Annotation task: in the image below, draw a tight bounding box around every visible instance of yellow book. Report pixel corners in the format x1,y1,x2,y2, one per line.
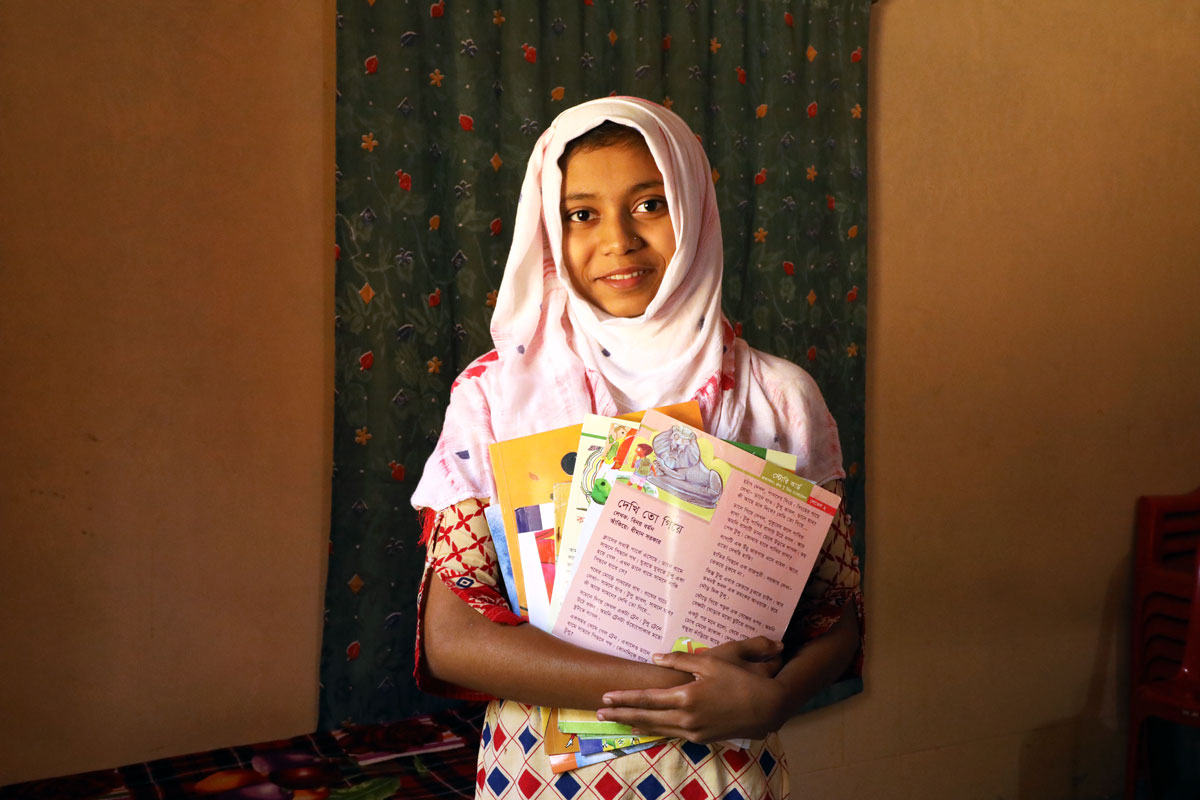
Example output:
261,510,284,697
489,425,582,618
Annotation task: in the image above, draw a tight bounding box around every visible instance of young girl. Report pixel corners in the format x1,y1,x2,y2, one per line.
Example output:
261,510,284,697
413,97,862,799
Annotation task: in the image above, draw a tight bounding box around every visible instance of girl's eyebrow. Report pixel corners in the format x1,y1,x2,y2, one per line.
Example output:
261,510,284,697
628,180,665,194
562,190,597,203
562,180,665,203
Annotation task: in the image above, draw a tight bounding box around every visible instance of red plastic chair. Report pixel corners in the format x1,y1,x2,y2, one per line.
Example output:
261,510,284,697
1126,486,1200,798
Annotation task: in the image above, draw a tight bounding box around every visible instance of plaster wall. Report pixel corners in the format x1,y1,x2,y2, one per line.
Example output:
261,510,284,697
0,1,334,782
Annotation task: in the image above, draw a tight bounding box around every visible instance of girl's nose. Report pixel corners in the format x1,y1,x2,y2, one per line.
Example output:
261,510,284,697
599,214,641,256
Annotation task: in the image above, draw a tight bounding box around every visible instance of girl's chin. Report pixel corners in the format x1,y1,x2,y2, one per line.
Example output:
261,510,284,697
594,293,655,317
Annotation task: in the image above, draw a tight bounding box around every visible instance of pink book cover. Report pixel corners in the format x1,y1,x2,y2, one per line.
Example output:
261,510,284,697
550,409,840,660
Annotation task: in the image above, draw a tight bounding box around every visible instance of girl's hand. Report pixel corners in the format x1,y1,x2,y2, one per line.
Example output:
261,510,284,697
704,636,785,677
596,637,788,744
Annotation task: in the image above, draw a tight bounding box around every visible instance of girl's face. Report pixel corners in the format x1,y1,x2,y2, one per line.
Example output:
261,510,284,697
559,139,676,318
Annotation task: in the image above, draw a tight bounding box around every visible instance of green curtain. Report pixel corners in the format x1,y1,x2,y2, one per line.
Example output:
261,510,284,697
322,0,870,728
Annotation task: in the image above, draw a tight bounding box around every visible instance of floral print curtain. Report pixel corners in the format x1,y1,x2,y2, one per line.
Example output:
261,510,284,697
322,0,871,727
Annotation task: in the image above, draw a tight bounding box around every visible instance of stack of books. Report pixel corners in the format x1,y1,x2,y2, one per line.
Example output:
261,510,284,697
486,403,841,772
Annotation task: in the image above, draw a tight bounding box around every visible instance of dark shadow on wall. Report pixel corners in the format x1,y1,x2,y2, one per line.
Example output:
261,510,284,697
1017,556,1126,800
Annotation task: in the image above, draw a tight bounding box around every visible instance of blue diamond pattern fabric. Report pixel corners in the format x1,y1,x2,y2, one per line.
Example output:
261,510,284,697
487,765,511,795
553,771,582,800
681,740,713,765
517,724,539,754
636,773,667,800
481,721,492,748
758,748,777,777
723,789,747,800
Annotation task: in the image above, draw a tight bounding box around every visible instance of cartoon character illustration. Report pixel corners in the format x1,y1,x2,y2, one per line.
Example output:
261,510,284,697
631,442,656,477
608,425,639,467
582,423,641,506
579,444,605,502
645,425,724,508
590,477,612,505
672,636,712,655
603,425,631,461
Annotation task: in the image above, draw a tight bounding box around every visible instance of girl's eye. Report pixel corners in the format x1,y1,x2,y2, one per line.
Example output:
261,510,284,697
567,209,593,223
636,198,667,214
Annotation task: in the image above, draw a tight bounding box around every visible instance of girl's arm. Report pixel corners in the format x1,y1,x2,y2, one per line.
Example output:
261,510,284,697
418,499,782,710
423,576,784,709
424,573,682,708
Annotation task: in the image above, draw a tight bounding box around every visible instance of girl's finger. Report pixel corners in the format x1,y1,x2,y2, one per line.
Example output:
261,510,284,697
600,687,685,709
739,636,785,660
744,655,784,678
650,650,709,674
596,706,666,726
707,636,783,663
595,709,695,741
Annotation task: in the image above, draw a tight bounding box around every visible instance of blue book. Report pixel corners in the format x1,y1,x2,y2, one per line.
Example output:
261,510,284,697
485,504,521,616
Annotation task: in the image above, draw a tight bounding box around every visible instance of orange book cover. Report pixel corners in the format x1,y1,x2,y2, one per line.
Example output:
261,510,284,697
541,708,581,756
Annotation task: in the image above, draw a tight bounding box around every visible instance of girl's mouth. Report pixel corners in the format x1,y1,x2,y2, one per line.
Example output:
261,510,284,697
598,268,652,287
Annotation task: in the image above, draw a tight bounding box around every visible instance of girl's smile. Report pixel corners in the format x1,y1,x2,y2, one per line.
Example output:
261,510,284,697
559,138,677,318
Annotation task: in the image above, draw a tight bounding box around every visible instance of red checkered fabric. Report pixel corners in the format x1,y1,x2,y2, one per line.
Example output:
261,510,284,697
415,499,525,701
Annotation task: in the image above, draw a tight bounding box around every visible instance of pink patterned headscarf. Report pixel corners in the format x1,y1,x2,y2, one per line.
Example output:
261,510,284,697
412,97,843,512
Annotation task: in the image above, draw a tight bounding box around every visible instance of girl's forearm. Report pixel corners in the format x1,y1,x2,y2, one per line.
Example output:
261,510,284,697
769,605,861,727
422,576,690,709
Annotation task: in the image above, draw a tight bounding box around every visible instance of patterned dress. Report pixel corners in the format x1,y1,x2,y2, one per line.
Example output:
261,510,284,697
415,488,863,800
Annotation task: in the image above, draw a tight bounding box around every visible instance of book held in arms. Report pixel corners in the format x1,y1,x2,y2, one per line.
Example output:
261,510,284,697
487,402,703,620
551,409,840,666
487,406,840,771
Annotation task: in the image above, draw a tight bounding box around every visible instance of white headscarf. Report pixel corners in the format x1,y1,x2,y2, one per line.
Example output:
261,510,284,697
412,97,843,512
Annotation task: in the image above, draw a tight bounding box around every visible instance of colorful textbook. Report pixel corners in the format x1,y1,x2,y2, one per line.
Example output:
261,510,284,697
552,414,802,625
487,402,702,619
551,409,840,668
487,406,839,770
549,414,645,624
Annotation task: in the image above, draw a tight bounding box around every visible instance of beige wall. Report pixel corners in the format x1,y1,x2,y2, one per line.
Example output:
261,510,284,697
1,1,1198,796
0,2,334,784
780,2,1200,798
